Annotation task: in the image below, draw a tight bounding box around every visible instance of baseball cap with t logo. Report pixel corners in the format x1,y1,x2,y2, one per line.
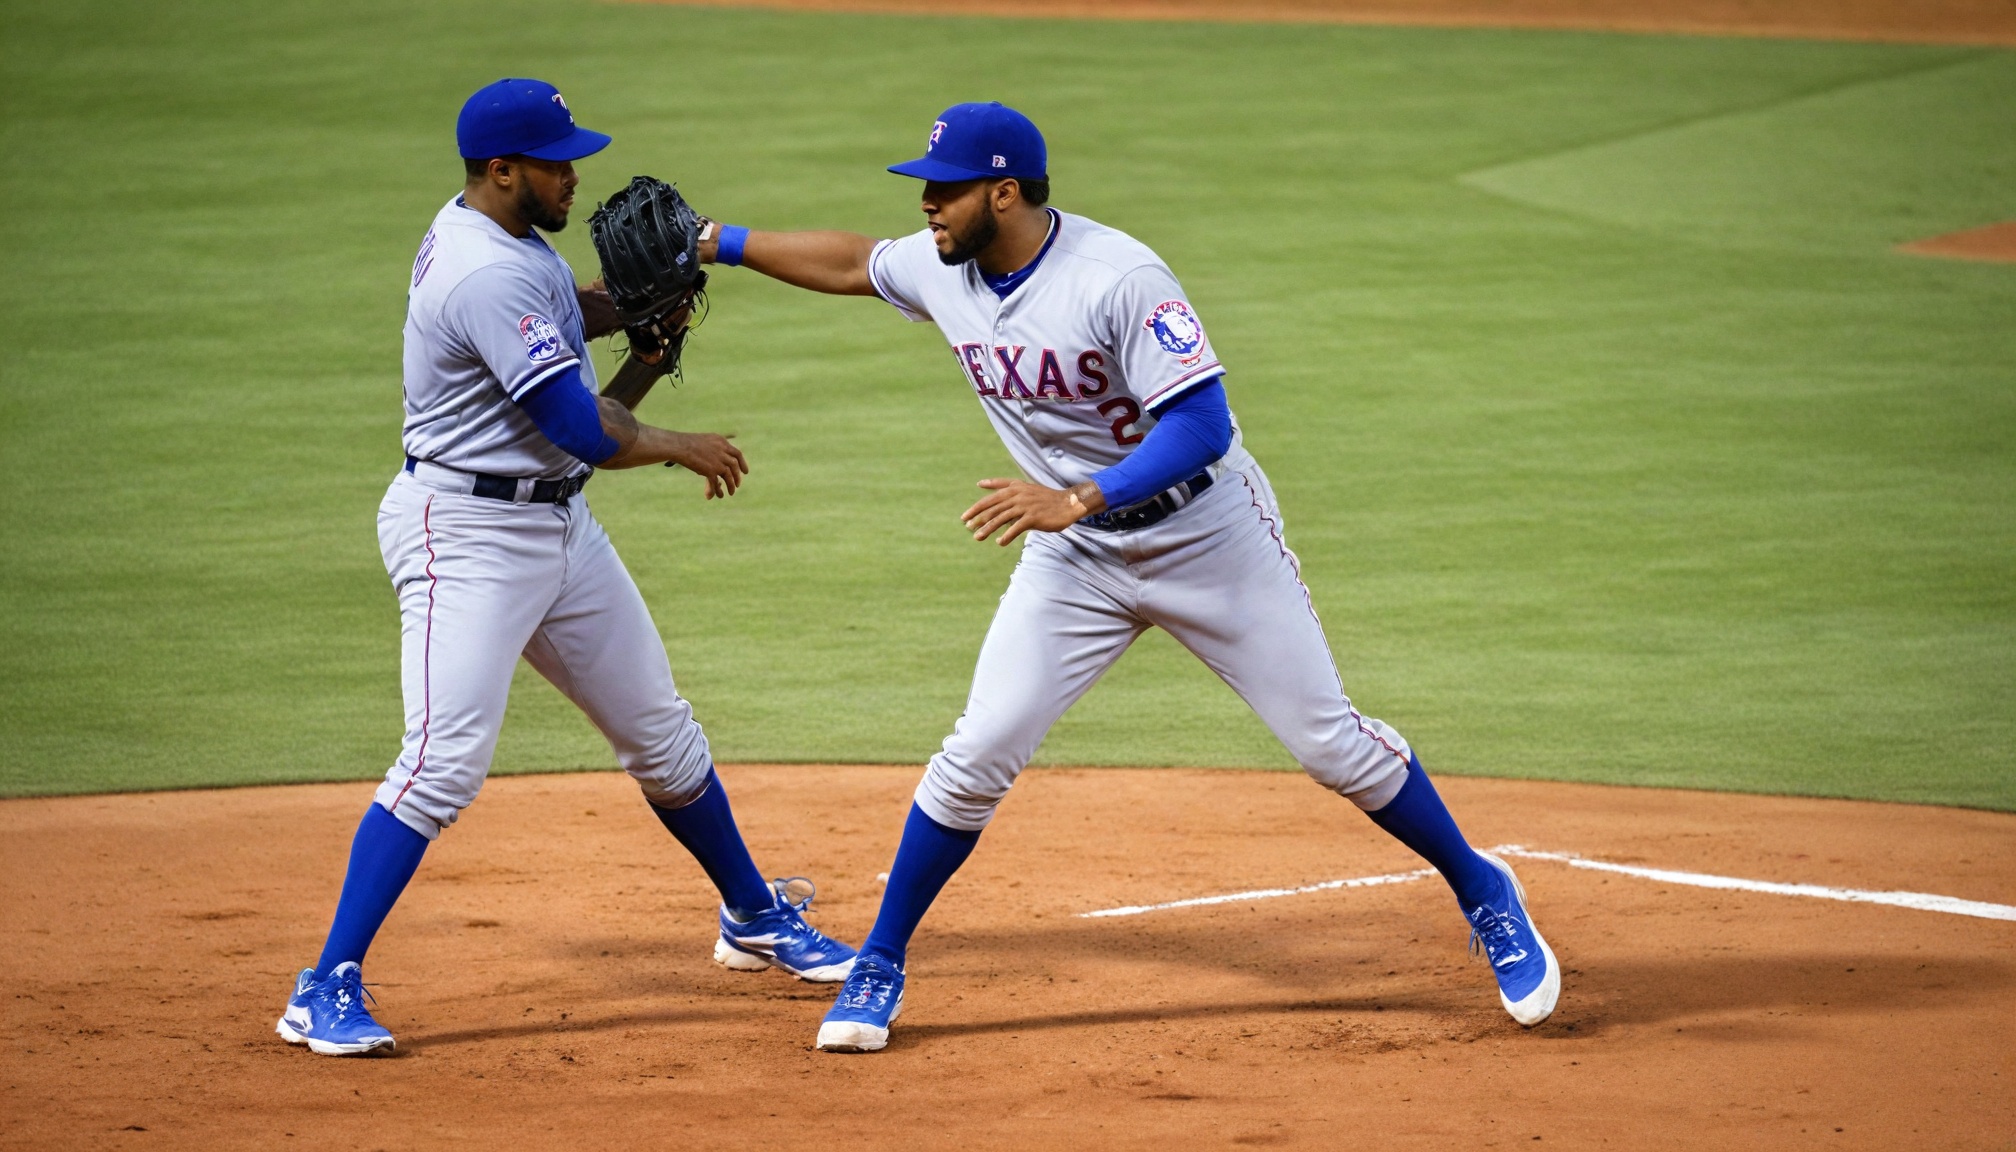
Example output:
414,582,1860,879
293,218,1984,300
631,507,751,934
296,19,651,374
887,102,1046,183
457,78,611,162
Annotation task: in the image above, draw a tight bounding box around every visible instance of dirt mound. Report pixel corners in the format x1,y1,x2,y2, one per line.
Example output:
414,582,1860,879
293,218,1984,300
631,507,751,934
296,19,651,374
4,766,2013,1149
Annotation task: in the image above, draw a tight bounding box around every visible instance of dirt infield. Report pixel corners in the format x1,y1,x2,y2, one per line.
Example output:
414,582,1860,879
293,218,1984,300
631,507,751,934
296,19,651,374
629,0,2016,47
4,766,2013,1150
1900,221,2016,263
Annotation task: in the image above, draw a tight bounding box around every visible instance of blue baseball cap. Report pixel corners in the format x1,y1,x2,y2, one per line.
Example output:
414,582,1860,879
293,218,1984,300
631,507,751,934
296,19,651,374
888,102,1046,183
457,78,611,162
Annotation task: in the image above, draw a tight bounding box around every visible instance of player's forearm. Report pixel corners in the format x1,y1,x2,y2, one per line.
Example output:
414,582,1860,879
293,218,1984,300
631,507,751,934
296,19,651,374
595,396,671,468
595,397,748,497
603,428,700,470
1068,481,1107,517
703,228,879,296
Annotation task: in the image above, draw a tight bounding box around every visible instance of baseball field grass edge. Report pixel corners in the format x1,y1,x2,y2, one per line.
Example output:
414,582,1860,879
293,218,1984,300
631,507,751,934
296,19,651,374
0,1,2009,808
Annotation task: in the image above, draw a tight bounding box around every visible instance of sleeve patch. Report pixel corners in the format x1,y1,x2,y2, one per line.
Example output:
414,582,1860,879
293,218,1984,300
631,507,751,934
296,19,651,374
1145,300,1207,364
520,313,565,363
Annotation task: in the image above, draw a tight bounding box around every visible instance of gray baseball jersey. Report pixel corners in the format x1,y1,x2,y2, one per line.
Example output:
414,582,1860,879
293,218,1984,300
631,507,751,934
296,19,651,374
402,196,599,480
867,209,1412,831
373,196,713,841
868,209,1258,494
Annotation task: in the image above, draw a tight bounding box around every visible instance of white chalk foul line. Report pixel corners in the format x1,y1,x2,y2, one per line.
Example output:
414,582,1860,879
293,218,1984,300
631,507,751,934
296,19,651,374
1489,845,2016,923
1078,868,1437,918
1077,845,2016,923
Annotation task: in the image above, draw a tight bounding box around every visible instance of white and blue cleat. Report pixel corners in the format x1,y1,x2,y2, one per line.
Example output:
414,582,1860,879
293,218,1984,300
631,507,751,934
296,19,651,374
275,961,396,1056
815,952,904,1052
1467,852,1561,1026
713,877,858,983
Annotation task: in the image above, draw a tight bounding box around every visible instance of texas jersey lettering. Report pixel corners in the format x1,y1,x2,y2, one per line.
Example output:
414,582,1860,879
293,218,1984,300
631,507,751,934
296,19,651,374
869,209,1256,491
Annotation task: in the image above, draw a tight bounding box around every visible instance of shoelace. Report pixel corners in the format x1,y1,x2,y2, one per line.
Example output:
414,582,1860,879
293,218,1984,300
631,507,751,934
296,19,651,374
326,971,380,1023
1467,906,1526,969
841,960,897,1009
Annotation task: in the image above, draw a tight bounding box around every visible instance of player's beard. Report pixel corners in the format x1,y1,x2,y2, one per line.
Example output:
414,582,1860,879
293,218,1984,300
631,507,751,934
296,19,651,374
939,202,998,266
516,181,570,234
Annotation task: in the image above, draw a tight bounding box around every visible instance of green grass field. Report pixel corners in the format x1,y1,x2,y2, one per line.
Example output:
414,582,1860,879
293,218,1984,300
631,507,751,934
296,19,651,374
2,0,2010,807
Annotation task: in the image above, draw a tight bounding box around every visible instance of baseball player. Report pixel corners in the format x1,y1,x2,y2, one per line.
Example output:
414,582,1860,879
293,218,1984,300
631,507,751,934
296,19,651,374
275,79,855,1057
697,102,1559,1052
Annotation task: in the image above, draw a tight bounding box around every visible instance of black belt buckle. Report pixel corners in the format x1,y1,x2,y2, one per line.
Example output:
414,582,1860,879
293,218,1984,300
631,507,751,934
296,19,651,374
544,471,589,505
527,474,586,504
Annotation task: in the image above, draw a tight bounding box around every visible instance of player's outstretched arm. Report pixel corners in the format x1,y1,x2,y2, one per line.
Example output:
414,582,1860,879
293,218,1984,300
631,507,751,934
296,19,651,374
595,395,749,498
699,227,879,296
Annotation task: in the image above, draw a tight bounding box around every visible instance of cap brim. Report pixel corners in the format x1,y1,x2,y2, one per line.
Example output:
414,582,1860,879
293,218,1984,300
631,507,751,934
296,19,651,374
887,156,995,182
522,126,612,162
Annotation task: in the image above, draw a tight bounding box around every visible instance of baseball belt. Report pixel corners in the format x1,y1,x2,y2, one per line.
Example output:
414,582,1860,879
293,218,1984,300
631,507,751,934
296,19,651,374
404,456,592,505
1075,469,1214,533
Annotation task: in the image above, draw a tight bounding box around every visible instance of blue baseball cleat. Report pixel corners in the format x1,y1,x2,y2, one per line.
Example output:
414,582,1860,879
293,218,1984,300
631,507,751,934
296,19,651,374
713,877,858,983
1466,852,1561,1026
816,952,905,1052
275,961,396,1055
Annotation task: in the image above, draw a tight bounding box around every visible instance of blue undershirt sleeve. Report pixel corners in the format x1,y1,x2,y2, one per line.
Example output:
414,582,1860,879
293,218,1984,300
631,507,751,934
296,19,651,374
1088,378,1232,510
515,363,620,466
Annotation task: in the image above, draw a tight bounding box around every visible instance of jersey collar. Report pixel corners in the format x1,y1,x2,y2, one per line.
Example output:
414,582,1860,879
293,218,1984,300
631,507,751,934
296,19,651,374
979,208,1060,301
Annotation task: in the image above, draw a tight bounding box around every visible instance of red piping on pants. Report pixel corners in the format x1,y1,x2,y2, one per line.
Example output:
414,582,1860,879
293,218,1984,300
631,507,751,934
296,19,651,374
1236,473,1408,767
390,494,439,810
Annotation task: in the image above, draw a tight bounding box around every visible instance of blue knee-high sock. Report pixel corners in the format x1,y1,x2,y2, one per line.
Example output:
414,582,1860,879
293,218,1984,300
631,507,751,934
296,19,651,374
648,768,776,920
315,803,430,975
1365,755,1500,910
859,803,982,966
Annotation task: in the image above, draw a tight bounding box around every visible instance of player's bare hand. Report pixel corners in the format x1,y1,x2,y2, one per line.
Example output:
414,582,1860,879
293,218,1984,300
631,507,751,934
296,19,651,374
962,478,1094,546
576,278,622,340
665,432,749,499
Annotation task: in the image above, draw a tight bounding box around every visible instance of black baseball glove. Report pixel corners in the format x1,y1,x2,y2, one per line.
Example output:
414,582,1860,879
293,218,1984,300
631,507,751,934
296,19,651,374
589,176,711,405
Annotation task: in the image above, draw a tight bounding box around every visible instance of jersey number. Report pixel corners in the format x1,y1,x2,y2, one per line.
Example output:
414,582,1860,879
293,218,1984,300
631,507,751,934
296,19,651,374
1099,398,1144,446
